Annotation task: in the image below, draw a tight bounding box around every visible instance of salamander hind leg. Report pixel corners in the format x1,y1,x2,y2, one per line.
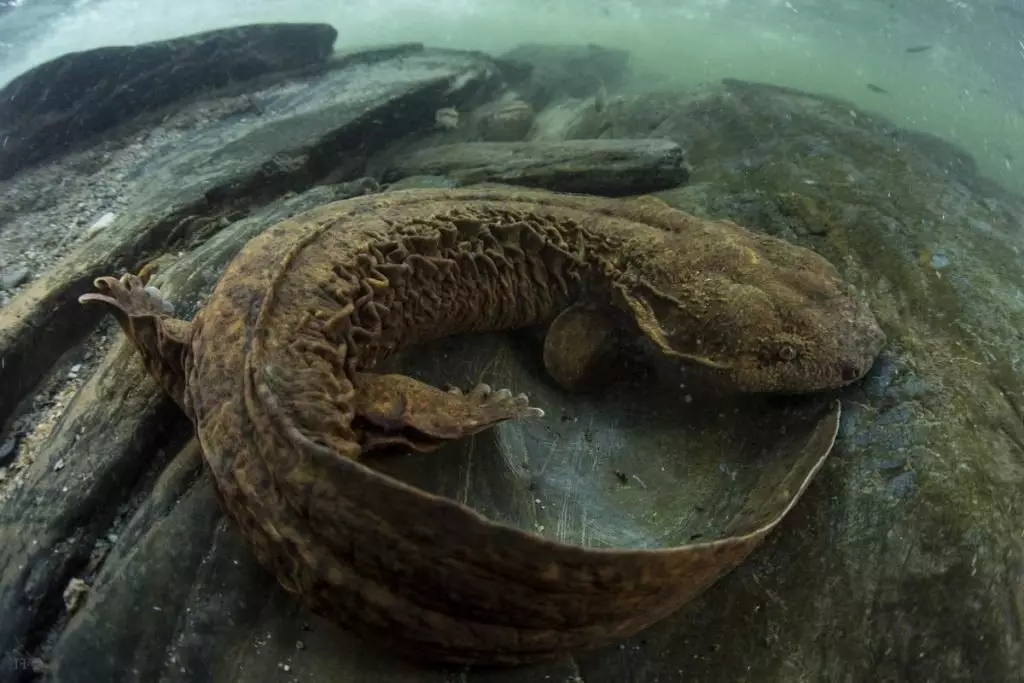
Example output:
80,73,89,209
353,372,544,455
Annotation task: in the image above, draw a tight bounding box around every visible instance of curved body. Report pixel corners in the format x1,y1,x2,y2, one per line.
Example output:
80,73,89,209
81,186,884,664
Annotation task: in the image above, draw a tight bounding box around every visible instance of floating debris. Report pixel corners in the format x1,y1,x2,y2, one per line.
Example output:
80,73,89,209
434,107,459,130
919,249,950,270
85,211,117,238
62,577,90,612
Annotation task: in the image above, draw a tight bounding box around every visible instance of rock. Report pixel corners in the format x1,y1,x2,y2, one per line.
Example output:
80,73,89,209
1,44,1022,683
384,175,460,192
61,578,89,612
48,441,272,683
467,92,535,141
84,212,117,238
499,43,631,109
433,106,460,130
890,127,980,183
0,177,376,682
0,438,14,465
0,44,502,428
0,22,339,180
0,266,29,289
529,97,600,141
382,138,690,195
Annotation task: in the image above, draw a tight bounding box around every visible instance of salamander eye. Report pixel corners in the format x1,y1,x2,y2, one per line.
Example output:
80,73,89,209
840,361,860,382
778,344,798,361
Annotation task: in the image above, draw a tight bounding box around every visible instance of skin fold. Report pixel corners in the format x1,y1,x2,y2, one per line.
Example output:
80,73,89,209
78,186,885,664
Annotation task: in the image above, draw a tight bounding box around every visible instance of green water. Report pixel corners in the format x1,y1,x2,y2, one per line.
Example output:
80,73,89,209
3,0,1022,194
329,4,1024,196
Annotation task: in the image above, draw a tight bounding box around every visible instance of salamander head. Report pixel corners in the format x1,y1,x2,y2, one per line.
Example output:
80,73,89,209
614,222,885,394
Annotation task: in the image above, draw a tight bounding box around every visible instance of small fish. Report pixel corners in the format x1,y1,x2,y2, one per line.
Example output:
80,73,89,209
905,45,932,53
866,83,890,95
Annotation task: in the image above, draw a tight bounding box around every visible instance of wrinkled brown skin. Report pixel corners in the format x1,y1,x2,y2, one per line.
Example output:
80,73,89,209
79,186,883,665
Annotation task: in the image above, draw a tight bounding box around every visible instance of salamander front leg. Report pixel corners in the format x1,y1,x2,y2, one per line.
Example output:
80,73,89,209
353,372,544,455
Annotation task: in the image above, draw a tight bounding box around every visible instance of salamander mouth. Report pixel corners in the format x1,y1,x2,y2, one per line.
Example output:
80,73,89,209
839,313,888,386
727,347,876,395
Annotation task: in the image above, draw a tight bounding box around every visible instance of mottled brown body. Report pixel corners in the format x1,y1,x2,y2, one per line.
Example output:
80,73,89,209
79,186,883,665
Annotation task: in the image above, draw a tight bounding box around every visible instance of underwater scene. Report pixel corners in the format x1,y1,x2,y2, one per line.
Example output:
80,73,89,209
0,0,1021,681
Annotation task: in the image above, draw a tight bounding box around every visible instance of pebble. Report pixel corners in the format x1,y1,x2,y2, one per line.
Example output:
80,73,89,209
85,211,117,238
0,266,30,290
0,96,218,301
0,438,15,464
62,578,90,612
